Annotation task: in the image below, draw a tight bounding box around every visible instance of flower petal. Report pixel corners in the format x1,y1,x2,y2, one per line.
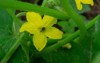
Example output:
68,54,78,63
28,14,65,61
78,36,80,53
44,27,63,39
42,15,57,28
75,0,82,10
19,22,37,34
89,0,94,6
81,0,94,6
33,32,47,51
26,12,42,27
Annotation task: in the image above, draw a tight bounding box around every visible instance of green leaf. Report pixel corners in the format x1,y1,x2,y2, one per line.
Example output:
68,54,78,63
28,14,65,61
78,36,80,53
93,16,100,63
8,46,28,63
29,27,94,63
92,53,100,63
58,20,77,33
0,8,28,63
0,7,15,60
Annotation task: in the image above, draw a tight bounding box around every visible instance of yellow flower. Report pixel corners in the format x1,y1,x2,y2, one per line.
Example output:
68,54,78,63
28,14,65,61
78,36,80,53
20,12,63,51
75,0,94,10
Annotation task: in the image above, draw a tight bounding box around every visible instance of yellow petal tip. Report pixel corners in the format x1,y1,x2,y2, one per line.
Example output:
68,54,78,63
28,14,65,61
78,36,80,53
33,32,47,52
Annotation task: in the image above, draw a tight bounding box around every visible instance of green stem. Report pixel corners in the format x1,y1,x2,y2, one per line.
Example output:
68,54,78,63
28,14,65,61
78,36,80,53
41,0,47,7
1,33,25,63
60,0,87,38
16,12,26,17
43,15,100,53
0,0,67,20
12,20,17,35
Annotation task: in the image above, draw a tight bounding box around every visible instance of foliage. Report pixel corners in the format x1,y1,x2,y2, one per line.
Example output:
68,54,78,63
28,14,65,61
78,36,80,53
0,0,100,63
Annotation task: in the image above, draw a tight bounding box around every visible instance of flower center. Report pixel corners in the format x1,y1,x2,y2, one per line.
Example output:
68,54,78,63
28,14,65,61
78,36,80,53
40,27,46,32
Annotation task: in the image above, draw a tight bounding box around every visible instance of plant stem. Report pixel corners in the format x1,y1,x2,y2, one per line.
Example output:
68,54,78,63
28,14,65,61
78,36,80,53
0,0,67,20
16,12,26,17
1,33,25,63
41,0,47,7
60,0,87,39
43,15,100,53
